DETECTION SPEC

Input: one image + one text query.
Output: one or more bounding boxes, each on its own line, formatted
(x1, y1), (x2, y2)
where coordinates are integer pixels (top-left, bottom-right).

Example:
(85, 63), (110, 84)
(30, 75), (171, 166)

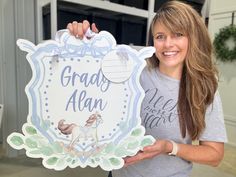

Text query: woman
(67, 1), (227, 176)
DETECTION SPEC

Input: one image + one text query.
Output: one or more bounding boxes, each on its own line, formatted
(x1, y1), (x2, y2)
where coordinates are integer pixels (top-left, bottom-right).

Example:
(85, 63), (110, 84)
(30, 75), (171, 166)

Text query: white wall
(0, 0), (35, 157)
(208, 0), (236, 146)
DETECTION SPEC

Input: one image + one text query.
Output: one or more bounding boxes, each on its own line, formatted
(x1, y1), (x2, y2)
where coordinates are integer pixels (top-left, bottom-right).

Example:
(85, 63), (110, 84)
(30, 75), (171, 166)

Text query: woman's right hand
(67, 20), (99, 39)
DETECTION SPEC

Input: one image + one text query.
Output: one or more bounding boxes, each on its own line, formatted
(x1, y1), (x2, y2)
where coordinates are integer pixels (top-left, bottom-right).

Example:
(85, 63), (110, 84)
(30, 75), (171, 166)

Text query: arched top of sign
(7, 30), (155, 171)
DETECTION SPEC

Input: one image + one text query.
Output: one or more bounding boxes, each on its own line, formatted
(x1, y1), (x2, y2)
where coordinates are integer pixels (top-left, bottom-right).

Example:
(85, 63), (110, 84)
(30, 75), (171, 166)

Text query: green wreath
(213, 25), (236, 62)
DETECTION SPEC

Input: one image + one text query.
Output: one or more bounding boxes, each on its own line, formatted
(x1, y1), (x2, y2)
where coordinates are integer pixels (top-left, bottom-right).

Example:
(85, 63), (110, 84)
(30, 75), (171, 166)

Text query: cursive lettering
(142, 88), (178, 128)
(65, 89), (107, 112)
(61, 65), (110, 92)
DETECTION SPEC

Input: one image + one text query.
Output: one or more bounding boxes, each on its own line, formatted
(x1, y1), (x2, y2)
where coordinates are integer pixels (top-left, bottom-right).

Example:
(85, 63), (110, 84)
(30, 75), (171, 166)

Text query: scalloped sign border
(7, 30), (155, 171)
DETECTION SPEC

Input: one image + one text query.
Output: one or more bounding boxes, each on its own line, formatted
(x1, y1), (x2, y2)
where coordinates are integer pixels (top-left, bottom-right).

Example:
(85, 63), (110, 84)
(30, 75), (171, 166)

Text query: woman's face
(153, 22), (188, 76)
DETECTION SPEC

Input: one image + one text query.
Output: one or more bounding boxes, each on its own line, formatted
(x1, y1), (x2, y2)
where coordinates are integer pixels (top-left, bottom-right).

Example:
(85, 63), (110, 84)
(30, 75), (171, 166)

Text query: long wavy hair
(147, 1), (218, 140)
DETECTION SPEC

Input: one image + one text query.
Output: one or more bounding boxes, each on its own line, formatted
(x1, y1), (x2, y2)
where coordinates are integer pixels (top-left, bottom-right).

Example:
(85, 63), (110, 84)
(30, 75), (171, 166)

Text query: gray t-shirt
(113, 67), (227, 177)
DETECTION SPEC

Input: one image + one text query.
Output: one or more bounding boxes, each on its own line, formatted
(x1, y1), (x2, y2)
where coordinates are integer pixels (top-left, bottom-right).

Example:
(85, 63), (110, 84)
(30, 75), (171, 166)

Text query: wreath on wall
(213, 25), (236, 62)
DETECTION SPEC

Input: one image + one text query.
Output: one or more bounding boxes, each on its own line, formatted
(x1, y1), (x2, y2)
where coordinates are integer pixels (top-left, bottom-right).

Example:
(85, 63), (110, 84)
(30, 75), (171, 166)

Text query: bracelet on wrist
(168, 140), (178, 156)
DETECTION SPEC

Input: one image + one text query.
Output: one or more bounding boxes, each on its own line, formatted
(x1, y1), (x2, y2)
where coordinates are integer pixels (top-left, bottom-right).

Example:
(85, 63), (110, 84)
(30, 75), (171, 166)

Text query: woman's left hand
(124, 139), (172, 166)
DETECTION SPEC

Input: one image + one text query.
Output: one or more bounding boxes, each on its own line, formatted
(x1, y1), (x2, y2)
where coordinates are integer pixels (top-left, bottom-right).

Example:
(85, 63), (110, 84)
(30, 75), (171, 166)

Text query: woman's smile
(162, 51), (179, 57)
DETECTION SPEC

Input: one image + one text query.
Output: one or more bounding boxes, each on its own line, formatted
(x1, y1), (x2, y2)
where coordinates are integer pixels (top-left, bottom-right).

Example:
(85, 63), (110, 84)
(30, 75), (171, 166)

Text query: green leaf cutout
(141, 138), (153, 147)
(104, 143), (115, 154)
(56, 158), (65, 167)
(109, 157), (121, 166)
(46, 157), (58, 165)
(51, 142), (63, 153)
(127, 140), (139, 150)
(10, 135), (24, 146)
(114, 146), (128, 157)
(25, 138), (38, 148)
(102, 158), (111, 168)
(40, 146), (54, 156)
(25, 126), (37, 135)
(131, 128), (143, 137)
